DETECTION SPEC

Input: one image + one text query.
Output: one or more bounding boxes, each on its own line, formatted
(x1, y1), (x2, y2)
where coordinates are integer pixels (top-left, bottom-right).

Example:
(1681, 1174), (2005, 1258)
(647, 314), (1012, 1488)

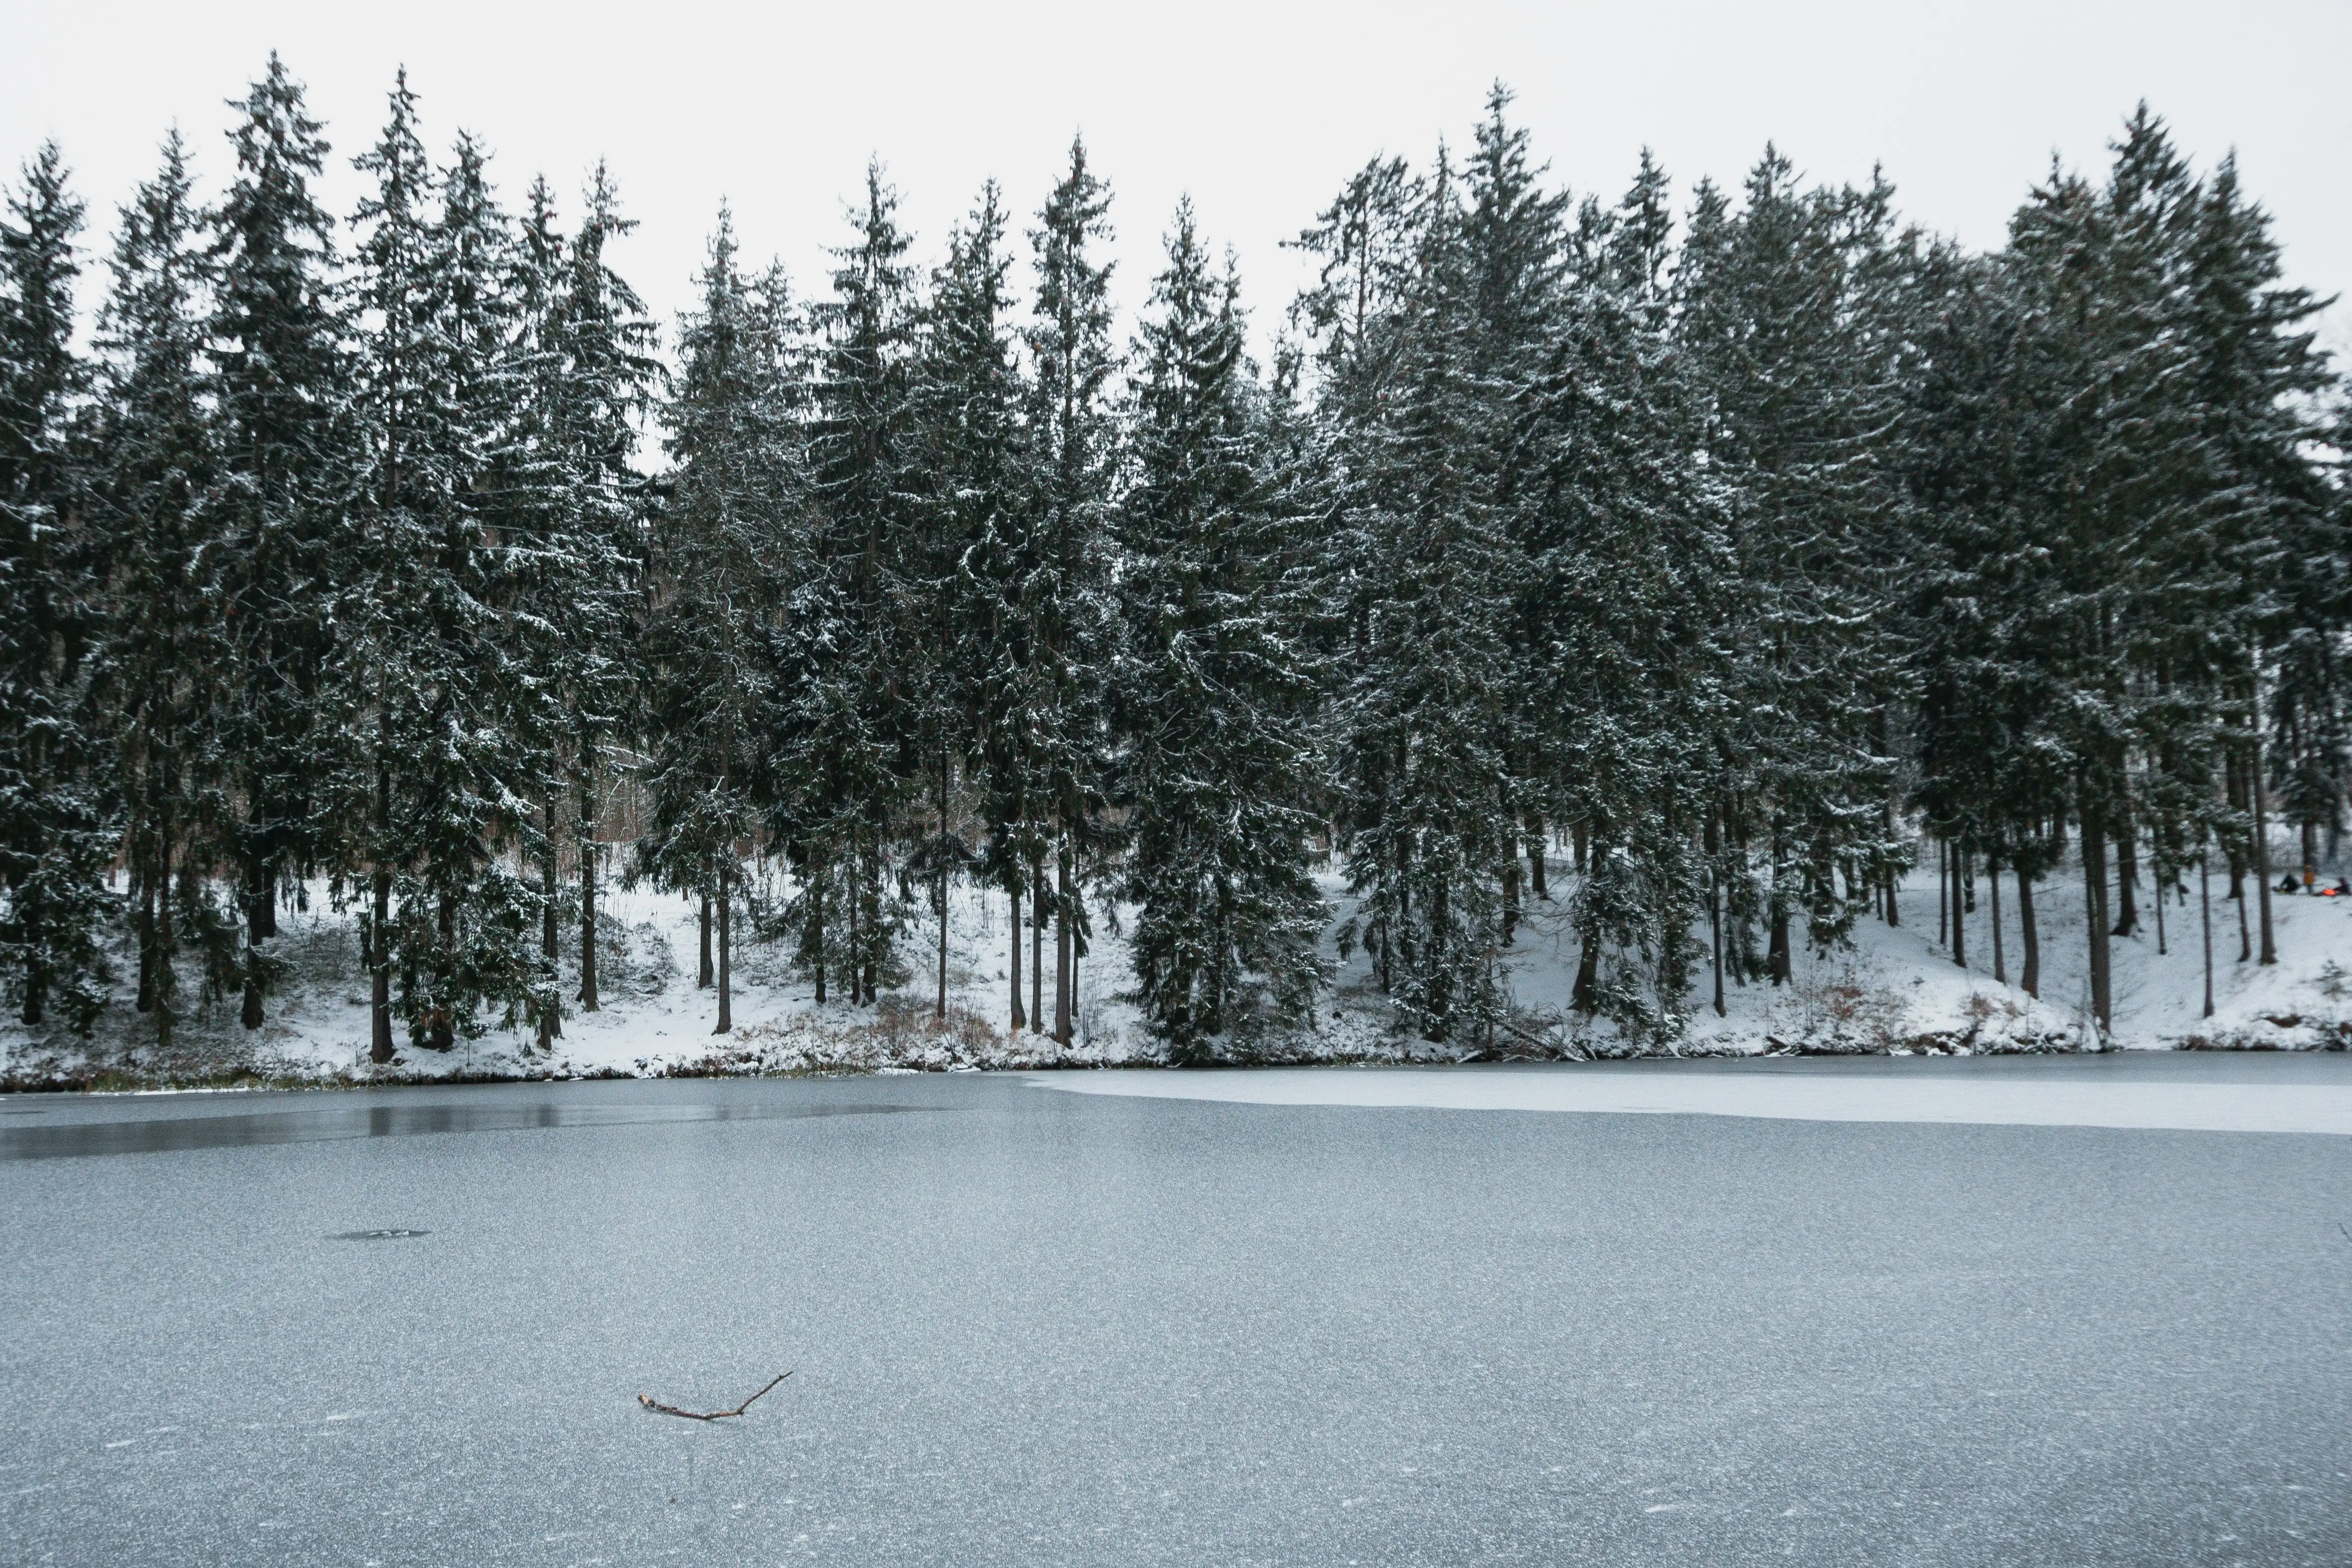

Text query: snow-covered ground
(5, 840), (2348, 1086)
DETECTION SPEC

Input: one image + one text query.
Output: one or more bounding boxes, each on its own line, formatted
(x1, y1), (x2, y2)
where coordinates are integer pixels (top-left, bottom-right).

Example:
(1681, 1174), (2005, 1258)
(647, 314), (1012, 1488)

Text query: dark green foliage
(0, 144), (113, 1031)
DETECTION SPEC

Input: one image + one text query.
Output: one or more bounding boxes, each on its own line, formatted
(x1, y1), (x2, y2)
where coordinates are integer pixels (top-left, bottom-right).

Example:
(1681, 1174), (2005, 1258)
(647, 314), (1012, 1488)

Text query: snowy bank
(5, 843), (2349, 1090)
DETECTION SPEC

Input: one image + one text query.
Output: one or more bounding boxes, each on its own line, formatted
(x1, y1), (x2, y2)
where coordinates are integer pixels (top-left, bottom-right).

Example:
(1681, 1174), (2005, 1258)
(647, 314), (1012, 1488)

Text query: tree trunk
(811, 859), (827, 1004)
(1951, 845), (1967, 969)
(2151, 849), (2167, 957)
(698, 890), (713, 988)
(1526, 816), (1549, 900)
(1935, 846), (1947, 947)
(1031, 856), (1045, 1034)
(2082, 815), (2112, 1034)
(1767, 829), (1792, 986)
(2016, 864), (2038, 999)
(1009, 881), (1025, 1033)
(1989, 855), (2005, 984)
(937, 745), (951, 1021)
(153, 825), (175, 1050)
(1710, 874), (1726, 1018)
(578, 772), (600, 1011)
(2252, 729), (2278, 967)
(1053, 832), (1073, 1047)
(1501, 852), (1520, 945)
(247, 853), (277, 940)
(1571, 922), (1599, 1014)
(2199, 851), (2214, 1019)
(537, 794), (561, 1049)
(428, 896), (456, 1051)
(1571, 818), (1588, 875)
(1706, 814), (1725, 1017)
(714, 857), (732, 1033)
(2112, 818), (2139, 937)
(135, 843), (158, 1014)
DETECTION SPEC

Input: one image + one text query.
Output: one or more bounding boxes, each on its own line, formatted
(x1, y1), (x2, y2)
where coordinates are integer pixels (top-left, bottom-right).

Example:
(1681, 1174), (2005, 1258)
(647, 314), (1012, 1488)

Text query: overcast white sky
(6, 1), (2345, 359)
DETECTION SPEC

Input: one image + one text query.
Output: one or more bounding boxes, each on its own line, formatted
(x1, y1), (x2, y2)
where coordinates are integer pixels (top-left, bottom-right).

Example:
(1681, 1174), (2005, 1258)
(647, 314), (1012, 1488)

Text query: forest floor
(4, 844), (2348, 1087)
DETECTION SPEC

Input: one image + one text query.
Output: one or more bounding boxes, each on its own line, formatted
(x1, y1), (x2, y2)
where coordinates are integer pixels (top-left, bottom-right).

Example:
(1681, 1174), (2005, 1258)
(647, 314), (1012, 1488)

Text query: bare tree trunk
(714, 857), (732, 1033)
(1525, 816), (1548, 900)
(2016, 864), (2038, 999)
(1054, 830), (1073, 1047)
(1031, 855), (1045, 1034)
(578, 769), (600, 1012)
(2199, 850), (2214, 1019)
(698, 890), (713, 988)
(811, 859), (827, 1004)
(2112, 815), (2140, 937)
(2252, 719), (2278, 967)
(428, 896), (456, 1051)
(1951, 845), (1967, 969)
(2083, 815), (2113, 1033)
(154, 824), (175, 1050)
(1937, 839), (1948, 947)
(937, 745), (950, 1021)
(537, 794), (561, 1049)
(1501, 852), (1520, 945)
(135, 843), (158, 1013)
(1767, 828), (1791, 986)
(1009, 881), (1025, 1033)
(1706, 814), (1725, 1017)
(1989, 854), (2005, 984)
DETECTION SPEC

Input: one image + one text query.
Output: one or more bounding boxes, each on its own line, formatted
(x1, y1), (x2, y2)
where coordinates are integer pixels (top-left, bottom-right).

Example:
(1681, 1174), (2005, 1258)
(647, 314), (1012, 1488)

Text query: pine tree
(207, 54), (353, 1028)
(0, 143), (113, 1031)
(1674, 150), (1913, 990)
(793, 166), (923, 1010)
(1516, 152), (1737, 1038)
(1330, 153), (1519, 1042)
(1023, 138), (1122, 1045)
(90, 132), (230, 1041)
(348, 80), (540, 1057)
(1116, 201), (1326, 1058)
(551, 164), (658, 1016)
(911, 182), (1024, 1023)
(642, 212), (796, 1033)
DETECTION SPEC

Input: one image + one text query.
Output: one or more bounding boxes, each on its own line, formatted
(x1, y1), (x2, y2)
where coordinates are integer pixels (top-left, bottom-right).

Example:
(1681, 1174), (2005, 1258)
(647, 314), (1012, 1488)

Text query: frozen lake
(3, 1055), (2347, 1565)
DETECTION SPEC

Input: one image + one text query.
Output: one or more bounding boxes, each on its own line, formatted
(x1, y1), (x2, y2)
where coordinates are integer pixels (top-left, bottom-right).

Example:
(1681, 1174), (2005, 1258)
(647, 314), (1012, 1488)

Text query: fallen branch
(637, 1370), (792, 1421)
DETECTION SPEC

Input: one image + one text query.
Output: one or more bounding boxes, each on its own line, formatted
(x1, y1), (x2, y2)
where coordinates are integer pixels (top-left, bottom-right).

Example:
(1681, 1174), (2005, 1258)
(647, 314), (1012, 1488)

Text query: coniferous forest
(2, 57), (2344, 1063)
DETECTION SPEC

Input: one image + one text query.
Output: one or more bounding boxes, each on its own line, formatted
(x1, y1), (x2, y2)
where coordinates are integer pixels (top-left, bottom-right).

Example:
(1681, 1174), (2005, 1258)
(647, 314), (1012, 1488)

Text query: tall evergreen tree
(1330, 153), (1519, 1042)
(0, 144), (112, 1031)
(206, 54), (352, 1028)
(1116, 201), (1326, 1058)
(1023, 137), (1121, 1045)
(642, 213), (796, 1033)
(912, 182), (1024, 1023)
(90, 132), (229, 1041)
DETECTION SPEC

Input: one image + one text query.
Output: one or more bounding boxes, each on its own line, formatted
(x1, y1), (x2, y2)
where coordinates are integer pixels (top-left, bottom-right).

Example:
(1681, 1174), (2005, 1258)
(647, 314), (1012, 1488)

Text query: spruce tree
(206, 54), (352, 1028)
(556, 164), (658, 1014)
(1330, 153), (1518, 1043)
(90, 132), (229, 1041)
(642, 213), (796, 1033)
(912, 182), (1026, 1024)
(1023, 138), (1121, 1045)
(0, 144), (112, 1031)
(1116, 201), (1326, 1058)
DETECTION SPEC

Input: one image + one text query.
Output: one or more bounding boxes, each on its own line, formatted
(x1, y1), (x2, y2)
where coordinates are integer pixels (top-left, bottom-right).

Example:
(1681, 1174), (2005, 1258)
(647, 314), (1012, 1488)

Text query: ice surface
(3, 1068), (2348, 1565)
